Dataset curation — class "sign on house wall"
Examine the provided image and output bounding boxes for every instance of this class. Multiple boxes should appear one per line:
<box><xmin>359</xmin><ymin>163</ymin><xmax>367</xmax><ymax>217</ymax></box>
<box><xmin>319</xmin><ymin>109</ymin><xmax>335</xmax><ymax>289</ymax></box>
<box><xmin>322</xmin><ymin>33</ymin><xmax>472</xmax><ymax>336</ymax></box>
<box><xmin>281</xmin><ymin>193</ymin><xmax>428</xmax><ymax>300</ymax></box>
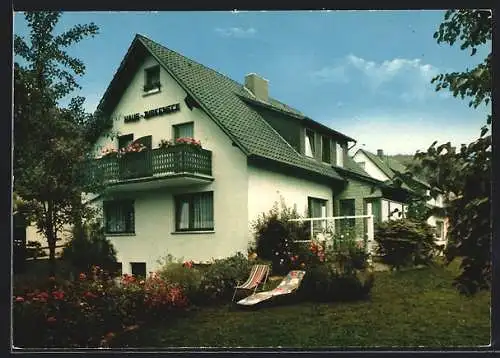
<box><xmin>124</xmin><ymin>103</ymin><xmax>181</xmax><ymax>123</ymax></box>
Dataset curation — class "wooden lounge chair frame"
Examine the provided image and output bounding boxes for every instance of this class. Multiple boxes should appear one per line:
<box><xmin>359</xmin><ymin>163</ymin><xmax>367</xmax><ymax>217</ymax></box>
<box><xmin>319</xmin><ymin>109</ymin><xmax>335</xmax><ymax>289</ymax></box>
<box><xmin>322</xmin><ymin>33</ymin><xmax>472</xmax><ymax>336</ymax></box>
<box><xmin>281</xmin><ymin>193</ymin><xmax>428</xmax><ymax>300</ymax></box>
<box><xmin>231</xmin><ymin>264</ymin><xmax>270</xmax><ymax>302</ymax></box>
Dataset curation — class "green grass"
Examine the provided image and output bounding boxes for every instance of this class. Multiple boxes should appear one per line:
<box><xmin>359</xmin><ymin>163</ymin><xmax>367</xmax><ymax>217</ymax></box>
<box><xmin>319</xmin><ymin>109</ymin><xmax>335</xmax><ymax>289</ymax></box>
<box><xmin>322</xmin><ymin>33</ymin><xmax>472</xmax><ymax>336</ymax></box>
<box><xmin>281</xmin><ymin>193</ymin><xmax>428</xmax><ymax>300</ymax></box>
<box><xmin>114</xmin><ymin>260</ymin><xmax>490</xmax><ymax>348</ymax></box>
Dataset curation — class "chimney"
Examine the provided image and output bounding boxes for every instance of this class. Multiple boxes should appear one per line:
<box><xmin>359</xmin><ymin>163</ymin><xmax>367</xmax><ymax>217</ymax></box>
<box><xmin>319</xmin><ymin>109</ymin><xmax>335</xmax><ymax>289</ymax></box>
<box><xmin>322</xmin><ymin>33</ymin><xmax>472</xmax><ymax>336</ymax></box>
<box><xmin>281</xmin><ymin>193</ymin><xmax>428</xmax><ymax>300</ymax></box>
<box><xmin>245</xmin><ymin>73</ymin><xmax>269</xmax><ymax>102</ymax></box>
<box><xmin>377</xmin><ymin>149</ymin><xmax>384</xmax><ymax>158</ymax></box>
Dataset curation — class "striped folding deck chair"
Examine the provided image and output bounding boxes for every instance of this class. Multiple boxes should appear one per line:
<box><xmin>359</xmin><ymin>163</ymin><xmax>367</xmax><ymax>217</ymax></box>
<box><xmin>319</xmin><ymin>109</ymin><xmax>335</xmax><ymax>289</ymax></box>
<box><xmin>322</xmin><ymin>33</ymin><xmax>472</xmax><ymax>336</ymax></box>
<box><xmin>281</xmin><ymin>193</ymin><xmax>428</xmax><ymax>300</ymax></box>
<box><xmin>231</xmin><ymin>264</ymin><xmax>269</xmax><ymax>302</ymax></box>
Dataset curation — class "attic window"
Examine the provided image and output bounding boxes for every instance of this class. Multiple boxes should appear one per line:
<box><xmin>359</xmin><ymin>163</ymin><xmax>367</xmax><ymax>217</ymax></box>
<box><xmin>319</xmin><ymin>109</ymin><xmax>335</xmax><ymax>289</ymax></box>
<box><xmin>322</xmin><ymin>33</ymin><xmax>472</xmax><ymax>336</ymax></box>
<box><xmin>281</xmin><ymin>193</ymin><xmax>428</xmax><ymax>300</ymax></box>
<box><xmin>144</xmin><ymin>65</ymin><xmax>161</xmax><ymax>92</ymax></box>
<box><xmin>305</xmin><ymin>129</ymin><xmax>315</xmax><ymax>157</ymax></box>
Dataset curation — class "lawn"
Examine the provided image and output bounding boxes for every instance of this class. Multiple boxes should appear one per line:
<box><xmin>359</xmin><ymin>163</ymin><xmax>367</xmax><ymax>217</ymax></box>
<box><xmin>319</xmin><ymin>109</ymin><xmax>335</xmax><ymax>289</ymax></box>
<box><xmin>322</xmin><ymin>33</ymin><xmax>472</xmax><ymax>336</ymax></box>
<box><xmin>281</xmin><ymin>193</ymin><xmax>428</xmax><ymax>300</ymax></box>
<box><xmin>113</xmin><ymin>261</ymin><xmax>490</xmax><ymax>348</ymax></box>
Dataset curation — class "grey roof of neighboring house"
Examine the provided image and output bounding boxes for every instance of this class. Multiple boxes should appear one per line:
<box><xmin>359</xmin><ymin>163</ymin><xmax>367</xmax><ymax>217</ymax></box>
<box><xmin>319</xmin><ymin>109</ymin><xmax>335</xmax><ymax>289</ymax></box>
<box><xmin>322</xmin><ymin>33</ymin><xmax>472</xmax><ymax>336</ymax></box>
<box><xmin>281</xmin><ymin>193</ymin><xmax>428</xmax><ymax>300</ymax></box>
<box><xmin>357</xmin><ymin>149</ymin><xmax>430</xmax><ymax>190</ymax></box>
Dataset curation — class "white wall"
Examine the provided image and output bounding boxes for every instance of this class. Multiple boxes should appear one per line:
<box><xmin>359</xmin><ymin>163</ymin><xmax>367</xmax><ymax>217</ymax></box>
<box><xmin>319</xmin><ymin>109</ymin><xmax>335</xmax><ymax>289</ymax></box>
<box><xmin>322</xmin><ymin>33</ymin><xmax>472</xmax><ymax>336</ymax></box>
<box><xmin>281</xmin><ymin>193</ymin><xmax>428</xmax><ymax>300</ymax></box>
<box><xmin>247</xmin><ymin>165</ymin><xmax>333</xmax><ymax>239</ymax></box>
<box><xmin>352</xmin><ymin>151</ymin><xmax>390</xmax><ymax>182</ymax></box>
<box><xmin>94</xmin><ymin>55</ymin><xmax>248</xmax><ymax>273</ymax></box>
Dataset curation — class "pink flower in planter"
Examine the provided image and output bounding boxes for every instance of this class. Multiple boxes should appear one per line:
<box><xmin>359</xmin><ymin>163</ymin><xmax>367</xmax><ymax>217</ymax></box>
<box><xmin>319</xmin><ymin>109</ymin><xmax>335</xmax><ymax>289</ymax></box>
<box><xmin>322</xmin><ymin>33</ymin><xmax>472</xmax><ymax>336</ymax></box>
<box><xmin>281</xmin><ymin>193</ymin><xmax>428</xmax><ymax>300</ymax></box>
<box><xmin>47</xmin><ymin>316</ymin><xmax>57</xmax><ymax>323</ymax></box>
<box><xmin>14</xmin><ymin>296</ymin><xmax>24</xmax><ymax>303</ymax></box>
<box><xmin>79</xmin><ymin>273</ymin><xmax>87</xmax><ymax>280</ymax></box>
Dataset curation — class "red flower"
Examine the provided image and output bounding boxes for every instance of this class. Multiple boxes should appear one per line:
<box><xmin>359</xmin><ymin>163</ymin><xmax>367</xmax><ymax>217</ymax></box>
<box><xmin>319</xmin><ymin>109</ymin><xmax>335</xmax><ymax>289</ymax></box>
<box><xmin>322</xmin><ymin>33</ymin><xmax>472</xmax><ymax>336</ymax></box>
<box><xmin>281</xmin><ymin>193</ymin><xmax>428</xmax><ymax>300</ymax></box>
<box><xmin>14</xmin><ymin>296</ymin><xmax>25</xmax><ymax>302</ymax></box>
<box><xmin>52</xmin><ymin>290</ymin><xmax>65</xmax><ymax>300</ymax></box>
<box><xmin>47</xmin><ymin>316</ymin><xmax>57</xmax><ymax>323</ymax></box>
<box><xmin>84</xmin><ymin>291</ymin><xmax>98</xmax><ymax>299</ymax></box>
<box><xmin>79</xmin><ymin>273</ymin><xmax>86</xmax><ymax>280</ymax></box>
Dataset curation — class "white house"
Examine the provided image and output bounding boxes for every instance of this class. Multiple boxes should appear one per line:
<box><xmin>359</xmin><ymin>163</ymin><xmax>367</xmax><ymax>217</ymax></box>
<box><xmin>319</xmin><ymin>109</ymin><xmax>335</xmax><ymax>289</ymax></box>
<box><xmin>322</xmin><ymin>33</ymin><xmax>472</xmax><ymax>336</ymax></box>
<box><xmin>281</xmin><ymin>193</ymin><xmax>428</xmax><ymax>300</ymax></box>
<box><xmin>352</xmin><ymin>148</ymin><xmax>448</xmax><ymax>246</ymax></box>
<box><xmin>86</xmin><ymin>34</ymin><xmax>419</xmax><ymax>275</ymax></box>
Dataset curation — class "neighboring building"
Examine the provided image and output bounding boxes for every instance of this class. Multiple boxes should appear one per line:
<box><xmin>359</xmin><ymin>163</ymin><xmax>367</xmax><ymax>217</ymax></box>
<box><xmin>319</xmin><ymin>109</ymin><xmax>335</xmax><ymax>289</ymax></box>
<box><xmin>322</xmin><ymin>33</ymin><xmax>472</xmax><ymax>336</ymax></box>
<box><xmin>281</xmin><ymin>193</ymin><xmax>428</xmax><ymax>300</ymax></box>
<box><xmin>86</xmin><ymin>34</ymin><xmax>417</xmax><ymax>275</ymax></box>
<box><xmin>352</xmin><ymin>148</ymin><xmax>448</xmax><ymax>246</ymax></box>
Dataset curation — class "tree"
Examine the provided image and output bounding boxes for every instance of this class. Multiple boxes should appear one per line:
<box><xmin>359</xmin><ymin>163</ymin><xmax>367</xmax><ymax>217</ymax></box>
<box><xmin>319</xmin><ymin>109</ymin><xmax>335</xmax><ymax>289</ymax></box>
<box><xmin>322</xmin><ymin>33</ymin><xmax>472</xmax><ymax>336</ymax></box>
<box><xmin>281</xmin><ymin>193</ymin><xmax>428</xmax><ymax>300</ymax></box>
<box><xmin>14</xmin><ymin>12</ymin><xmax>100</xmax><ymax>275</ymax></box>
<box><xmin>407</xmin><ymin>10</ymin><xmax>492</xmax><ymax>294</ymax></box>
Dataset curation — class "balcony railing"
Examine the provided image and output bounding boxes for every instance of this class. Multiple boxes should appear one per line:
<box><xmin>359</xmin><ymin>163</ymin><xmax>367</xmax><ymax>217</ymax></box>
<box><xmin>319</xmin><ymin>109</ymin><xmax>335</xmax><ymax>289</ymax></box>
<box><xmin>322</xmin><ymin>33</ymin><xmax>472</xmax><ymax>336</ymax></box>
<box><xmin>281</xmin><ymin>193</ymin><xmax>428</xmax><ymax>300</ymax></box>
<box><xmin>86</xmin><ymin>145</ymin><xmax>212</xmax><ymax>185</ymax></box>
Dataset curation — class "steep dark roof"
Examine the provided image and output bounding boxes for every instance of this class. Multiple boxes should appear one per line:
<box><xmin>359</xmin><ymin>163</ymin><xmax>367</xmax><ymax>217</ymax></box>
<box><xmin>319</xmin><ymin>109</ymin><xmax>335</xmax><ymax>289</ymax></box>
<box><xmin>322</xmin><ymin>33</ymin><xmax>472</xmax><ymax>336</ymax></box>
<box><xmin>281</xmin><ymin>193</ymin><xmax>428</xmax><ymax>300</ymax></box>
<box><xmin>96</xmin><ymin>34</ymin><xmax>347</xmax><ymax>182</ymax></box>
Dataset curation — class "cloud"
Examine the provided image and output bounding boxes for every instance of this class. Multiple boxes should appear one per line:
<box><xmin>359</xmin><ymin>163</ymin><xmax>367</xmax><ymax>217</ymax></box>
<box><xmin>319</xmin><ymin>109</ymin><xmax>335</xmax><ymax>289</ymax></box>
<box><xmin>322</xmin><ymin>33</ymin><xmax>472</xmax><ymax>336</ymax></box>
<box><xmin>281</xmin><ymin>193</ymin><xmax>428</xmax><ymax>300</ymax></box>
<box><xmin>310</xmin><ymin>54</ymin><xmax>441</xmax><ymax>101</ymax></box>
<box><xmin>214</xmin><ymin>27</ymin><xmax>257</xmax><ymax>38</ymax></box>
<box><xmin>328</xmin><ymin>114</ymin><xmax>484</xmax><ymax>155</ymax></box>
<box><xmin>310</xmin><ymin>65</ymin><xmax>349</xmax><ymax>84</ymax></box>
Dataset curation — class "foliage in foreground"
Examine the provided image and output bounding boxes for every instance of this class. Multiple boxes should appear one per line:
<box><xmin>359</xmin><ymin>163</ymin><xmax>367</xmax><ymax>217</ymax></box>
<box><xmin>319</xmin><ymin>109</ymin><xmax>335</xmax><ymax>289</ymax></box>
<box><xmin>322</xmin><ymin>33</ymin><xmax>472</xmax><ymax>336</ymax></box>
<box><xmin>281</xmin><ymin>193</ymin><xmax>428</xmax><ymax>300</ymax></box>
<box><xmin>408</xmin><ymin>10</ymin><xmax>492</xmax><ymax>294</ymax></box>
<box><xmin>14</xmin><ymin>11</ymin><xmax>101</xmax><ymax>275</ymax></box>
<box><xmin>374</xmin><ymin>219</ymin><xmax>440</xmax><ymax>270</ymax></box>
<box><xmin>13</xmin><ymin>266</ymin><xmax>188</xmax><ymax>348</ymax></box>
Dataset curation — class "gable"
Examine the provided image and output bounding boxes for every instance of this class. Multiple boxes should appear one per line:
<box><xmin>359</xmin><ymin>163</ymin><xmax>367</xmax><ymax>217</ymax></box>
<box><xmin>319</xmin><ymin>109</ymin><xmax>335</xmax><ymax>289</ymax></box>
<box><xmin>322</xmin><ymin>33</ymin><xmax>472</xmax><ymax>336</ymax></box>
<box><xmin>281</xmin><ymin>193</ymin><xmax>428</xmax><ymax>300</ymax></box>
<box><xmin>94</xmin><ymin>34</ymin><xmax>345</xmax><ymax>182</ymax></box>
<box><xmin>353</xmin><ymin>150</ymin><xmax>391</xmax><ymax>182</ymax></box>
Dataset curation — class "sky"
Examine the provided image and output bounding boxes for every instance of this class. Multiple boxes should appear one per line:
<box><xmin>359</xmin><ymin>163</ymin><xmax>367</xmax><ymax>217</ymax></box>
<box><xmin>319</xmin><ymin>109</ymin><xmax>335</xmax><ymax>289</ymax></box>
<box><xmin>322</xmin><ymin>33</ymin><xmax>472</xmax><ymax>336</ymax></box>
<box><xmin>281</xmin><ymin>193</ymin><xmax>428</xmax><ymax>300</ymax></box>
<box><xmin>13</xmin><ymin>10</ymin><xmax>491</xmax><ymax>155</ymax></box>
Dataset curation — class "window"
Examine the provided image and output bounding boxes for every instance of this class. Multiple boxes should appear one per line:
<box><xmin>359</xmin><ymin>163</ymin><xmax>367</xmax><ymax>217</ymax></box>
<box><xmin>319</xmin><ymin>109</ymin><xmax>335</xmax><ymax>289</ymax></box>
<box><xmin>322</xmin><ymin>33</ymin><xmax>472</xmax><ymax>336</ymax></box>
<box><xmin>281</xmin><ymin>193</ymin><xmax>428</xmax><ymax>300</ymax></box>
<box><xmin>131</xmin><ymin>262</ymin><xmax>146</xmax><ymax>278</ymax></box>
<box><xmin>435</xmin><ymin>221</ymin><xmax>444</xmax><ymax>239</ymax></box>
<box><xmin>103</xmin><ymin>200</ymin><xmax>135</xmax><ymax>234</ymax></box>
<box><xmin>339</xmin><ymin>199</ymin><xmax>355</xmax><ymax>229</ymax></box>
<box><xmin>174</xmin><ymin>122</ymin><xmax>194</xmax><ymax>140</ymax></box>
<box><xmin>118</xmin><ymin>134</ymin><xmax>134</xmax><ymax>150</ymax></box>
<box><xmin>388</xmin><ymin>201</ymin><xmax>403</xmax><ymax>220</ymax></box>
<box><xmin>175</xmin><ymin>191</ymin><xmax>214</xmax><ymax>231</ymax></box>
<box><xmin>305</xmin><ymin>129</ymin><xmax>315</xmax><ymax>157</ymax></box>
<box><xmin>336</xmin><ymin>143</ymin><xmax>344</xmax><ymax>167</ymax></box>
<box><xmin>358</xmin><ymin>161</ymin><xmax>366</xmax><ymax>169</ymax></box>
<box><xmin>308</xmin><ymin>197</ymin><xmax>327</xmax><ymax>231</ymax></box>
<box><xmin>321</xmin><ymin>136</ymin><xmax>331</xmax><ymax>163</ymax></box>
<box><xmin>144</xmin><ymin>65</ymin><xmax>161</xmax><ymax>92</ymax></box>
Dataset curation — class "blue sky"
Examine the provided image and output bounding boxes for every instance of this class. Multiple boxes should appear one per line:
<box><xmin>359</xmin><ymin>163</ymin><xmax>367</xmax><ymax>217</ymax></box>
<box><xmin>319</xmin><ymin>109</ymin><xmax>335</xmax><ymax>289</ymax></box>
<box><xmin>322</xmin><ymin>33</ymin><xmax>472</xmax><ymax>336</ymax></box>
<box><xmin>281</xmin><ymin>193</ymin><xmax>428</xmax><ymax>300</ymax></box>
<box><xmin>13</xmin><ymin>10</ymin><xmax>491</xmax><ymax>155</ymax></box>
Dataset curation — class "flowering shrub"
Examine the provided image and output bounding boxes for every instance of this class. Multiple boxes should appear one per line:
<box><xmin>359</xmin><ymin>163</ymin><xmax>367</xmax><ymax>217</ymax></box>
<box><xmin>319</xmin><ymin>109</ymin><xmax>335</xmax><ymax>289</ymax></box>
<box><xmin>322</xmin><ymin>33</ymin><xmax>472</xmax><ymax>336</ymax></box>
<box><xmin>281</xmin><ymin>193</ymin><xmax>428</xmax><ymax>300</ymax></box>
<box><xmin>294</xmin><ymin>239</ymin><xmax>374</xmax><ymax>302</ymax></box>
<box><xmin>251</xmin><ymin>199</ymin><xmax>310</xmax><ymax>275</ymax></box>
<box><xmin>13</xmin><ymin>266</ymin><xmax>188</xmax><ymax>348</ymax></box>
<box><xmin>156</xmin><ymin>255</ymin><xmax>203</xmax><ymax>304</ymax></box>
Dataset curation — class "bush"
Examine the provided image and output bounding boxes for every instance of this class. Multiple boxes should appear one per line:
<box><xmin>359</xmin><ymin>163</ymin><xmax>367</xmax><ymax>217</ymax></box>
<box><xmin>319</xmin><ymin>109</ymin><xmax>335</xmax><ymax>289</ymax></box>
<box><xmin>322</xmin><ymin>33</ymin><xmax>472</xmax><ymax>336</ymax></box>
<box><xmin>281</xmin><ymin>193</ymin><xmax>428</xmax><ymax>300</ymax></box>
<box><xmin>251</xmin><ymin>198</ymin><xmax>309</xmax><ymax>275</ymax></box>
<box><xmin>374</xmin><ymin>218</ymin><xmax>439</xmax><ymax>270</ymax></box>
<box><xmin>299</xmin><ymin>263</ymin><xmax>374</xmax><ymax>303</ymax></box>
<box><xmin>156</xmin><ymin>255</ymin><xmax>203</xmax><ymax>304</ymax></box>
<box><xmin>62</xmin><ymin>221</ymin><xmax>118</xmax><ymax>275</ymax></box>
<box><xmin>296</xmin><ymin>238</ymin><xmax>374</xmax><ymax>302</ymax></box>
<box><xmin>13</xmin><ymin>266</ymin><xmax>188</xmax><ymax>348</ymax></box>
<box><xmin>200</xmin><ymin>252</ymin><xmax>252</xmax><ymax>302</ymax></box>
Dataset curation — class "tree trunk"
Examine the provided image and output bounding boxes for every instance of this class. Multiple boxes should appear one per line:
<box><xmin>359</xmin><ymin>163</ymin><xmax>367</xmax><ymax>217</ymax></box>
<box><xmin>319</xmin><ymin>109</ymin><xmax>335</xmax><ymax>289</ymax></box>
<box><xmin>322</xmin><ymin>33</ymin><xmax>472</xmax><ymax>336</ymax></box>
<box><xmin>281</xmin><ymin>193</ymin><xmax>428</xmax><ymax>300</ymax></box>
<box><xmin>47</xmin><ymin>201</ymin><xmax>57</xmax><ymax>276</ymax></box>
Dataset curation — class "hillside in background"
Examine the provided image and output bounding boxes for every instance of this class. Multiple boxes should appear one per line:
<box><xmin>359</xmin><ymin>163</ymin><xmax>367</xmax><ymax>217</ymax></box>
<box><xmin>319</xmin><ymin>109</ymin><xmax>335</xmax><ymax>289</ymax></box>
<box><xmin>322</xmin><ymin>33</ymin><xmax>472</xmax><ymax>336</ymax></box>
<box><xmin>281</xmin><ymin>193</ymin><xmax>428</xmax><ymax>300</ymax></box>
<box><xmin>387</xmin><ymin>154</ymin><xmax>418</xmax><ymax>168</ymax></box>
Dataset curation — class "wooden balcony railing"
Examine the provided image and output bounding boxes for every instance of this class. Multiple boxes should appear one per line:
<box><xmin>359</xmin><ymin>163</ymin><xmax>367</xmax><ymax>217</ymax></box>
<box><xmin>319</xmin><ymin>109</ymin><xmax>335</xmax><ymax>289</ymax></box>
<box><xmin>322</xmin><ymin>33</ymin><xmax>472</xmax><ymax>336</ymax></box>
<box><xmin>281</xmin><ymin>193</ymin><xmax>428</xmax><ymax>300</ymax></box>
<box><xmin>85</xmin><ymin>145</ymin><xmax>212</xmax><ymax>185</ymax></box>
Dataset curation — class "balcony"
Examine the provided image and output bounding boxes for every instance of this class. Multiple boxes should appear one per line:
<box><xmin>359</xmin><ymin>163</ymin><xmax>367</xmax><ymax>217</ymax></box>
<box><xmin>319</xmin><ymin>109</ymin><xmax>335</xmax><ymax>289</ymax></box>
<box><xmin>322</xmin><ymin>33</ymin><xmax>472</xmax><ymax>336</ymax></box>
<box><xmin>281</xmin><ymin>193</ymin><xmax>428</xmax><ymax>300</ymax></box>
<box><xmin>86</xmin><ymin>145</ymin><xmax>213</xmax><ymax>192</ymax></box>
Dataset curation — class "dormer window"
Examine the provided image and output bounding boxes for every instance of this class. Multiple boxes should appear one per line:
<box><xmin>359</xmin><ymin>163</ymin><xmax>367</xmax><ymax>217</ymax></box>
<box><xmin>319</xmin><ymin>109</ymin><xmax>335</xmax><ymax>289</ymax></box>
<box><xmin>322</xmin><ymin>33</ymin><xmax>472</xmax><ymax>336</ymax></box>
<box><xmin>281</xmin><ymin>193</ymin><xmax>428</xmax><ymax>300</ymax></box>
<box><xmin>144</xmin><ymin>65</ymin><xmax>161</xmax><ymax>92</ymax></box>
<box><xmin>305</xmin><ymin>129</ymin><xmax>315</xmax><ymax>157</ymax></box>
